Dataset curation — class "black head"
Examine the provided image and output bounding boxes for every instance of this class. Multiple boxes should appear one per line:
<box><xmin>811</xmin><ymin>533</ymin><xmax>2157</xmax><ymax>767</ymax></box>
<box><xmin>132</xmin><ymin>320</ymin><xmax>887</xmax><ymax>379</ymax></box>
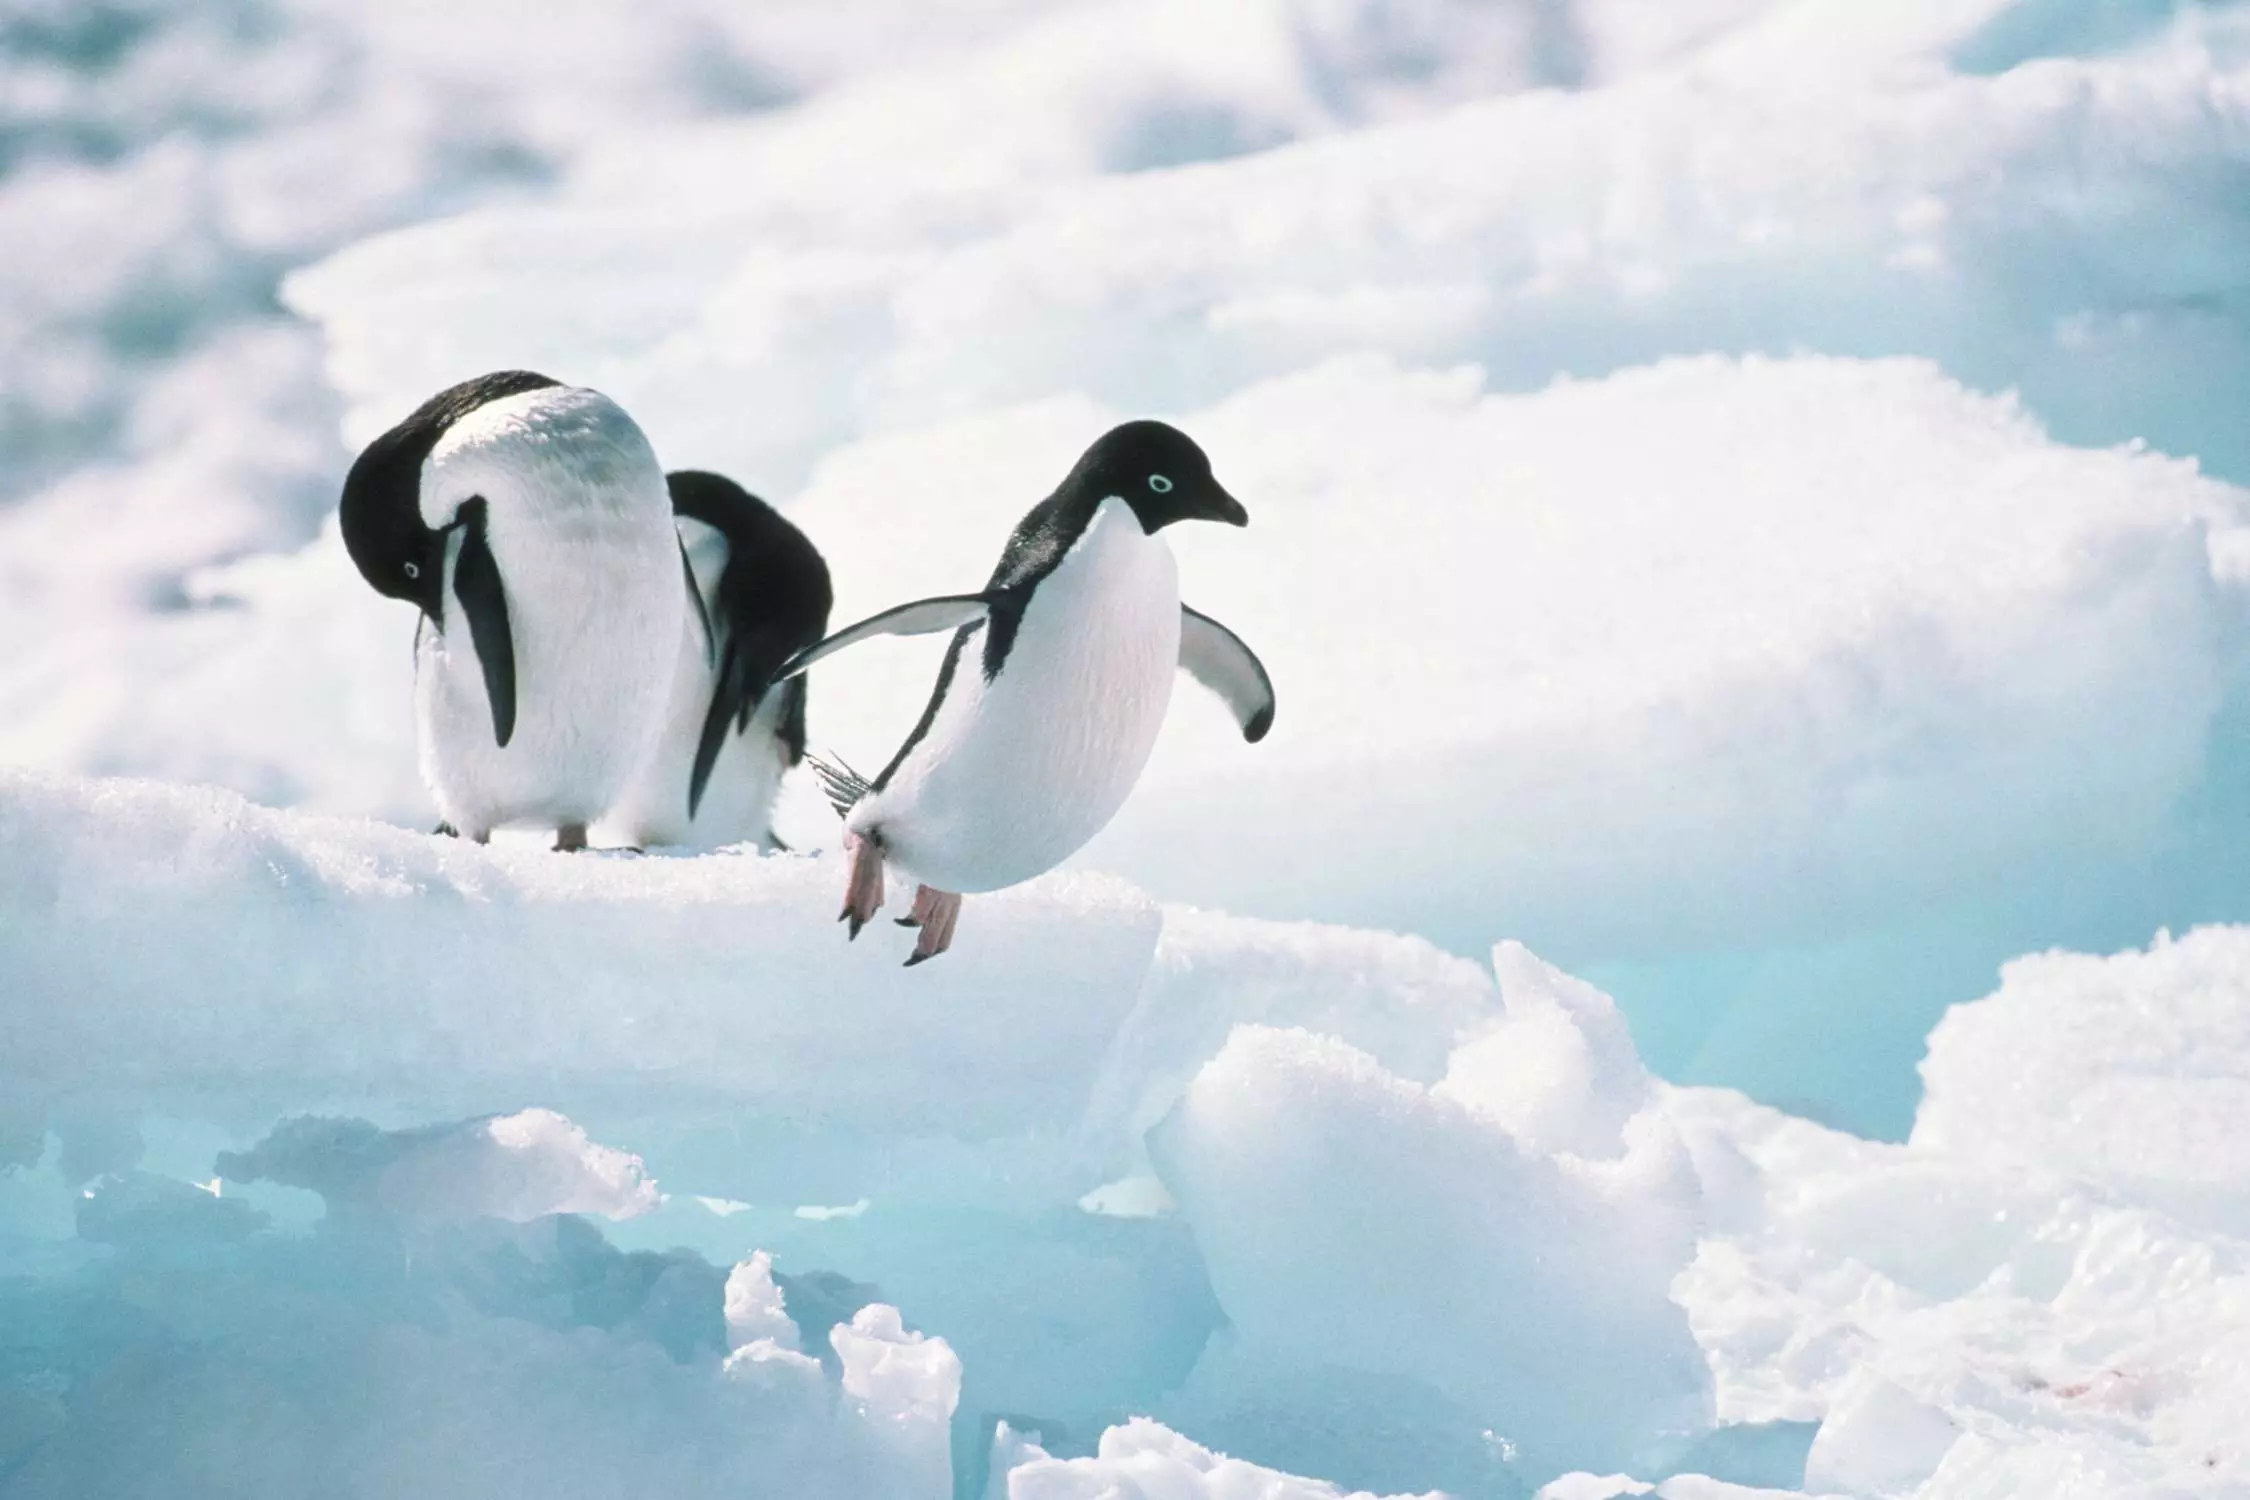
<box><xmin>1061</xmin><ymin>420</ymin><xmax>1247</xmax><ymax>533</ymax></box>
<box><xmin>339</xmin><ymin>370</ymin><xmax>560</xmax><ymax>618</ymax></box>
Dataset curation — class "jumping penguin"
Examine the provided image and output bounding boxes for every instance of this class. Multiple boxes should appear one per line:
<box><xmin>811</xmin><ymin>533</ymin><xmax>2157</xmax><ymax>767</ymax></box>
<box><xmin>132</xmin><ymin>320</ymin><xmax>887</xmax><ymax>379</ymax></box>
<box><xmin>600</xmin><ymin>470</ymin><xmax>833</xmax><ymax>850</ymax></box>
<box><xmin>775</xmin><ymin>420</ymin><xmax>1275</xmax><ymax>964</ymax></box>
<box><xmin>339</xmin><ymin>370</ymin><xmax>683</xmax><ymax>849</ymax></box>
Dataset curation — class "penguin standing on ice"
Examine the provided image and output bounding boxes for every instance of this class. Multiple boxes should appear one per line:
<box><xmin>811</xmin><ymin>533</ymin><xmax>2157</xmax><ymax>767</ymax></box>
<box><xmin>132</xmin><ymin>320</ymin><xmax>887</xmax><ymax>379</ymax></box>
<box><xmin>600</xmin><ymin>470</ymin><xmax>833</xmax><ymax>850</ymax></box>
<box><xmin>775</xmin><ymin>420</ymin><xmax>1274</xmax><ymax>964</ymax></box>
<box><xmin>340</xmin><ymin>370</ymin><xmax>683</xmax><ymax>849</ymax></box>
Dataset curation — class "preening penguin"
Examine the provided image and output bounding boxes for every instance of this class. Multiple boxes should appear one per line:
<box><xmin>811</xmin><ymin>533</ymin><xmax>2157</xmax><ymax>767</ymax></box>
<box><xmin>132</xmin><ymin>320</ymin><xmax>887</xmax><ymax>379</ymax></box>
<box><xmin>776</xmin><ymin>420</ymin><xmax>1275</xmax><ymax>964</ymax></box>
<box><xmin>600</xmin><ymin>470</ymin><xmax>833</xmax><ymax>850</ymax></box>
<box><xmin>339</xmin><ymin>371</ymin><xmax>683</xmax><ymax>848</ymax></box>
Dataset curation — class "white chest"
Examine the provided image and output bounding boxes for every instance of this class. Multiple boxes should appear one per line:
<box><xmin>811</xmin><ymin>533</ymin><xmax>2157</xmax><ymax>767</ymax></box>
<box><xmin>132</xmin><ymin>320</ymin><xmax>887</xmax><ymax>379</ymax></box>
<box><xmin>864</xmin><ymin>497</ymin><xmax>1182</xmax><ymax>891</ymax></box>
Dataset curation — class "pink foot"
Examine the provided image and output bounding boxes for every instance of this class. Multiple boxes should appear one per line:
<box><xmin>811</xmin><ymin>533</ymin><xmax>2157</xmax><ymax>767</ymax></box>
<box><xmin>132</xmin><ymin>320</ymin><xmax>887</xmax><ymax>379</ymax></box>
<box><xmin>902</xmin><ymin>886</ymin><xmax>961</xmax><ymax>967</ymax></box>
<box><xmin>841</xmin><ymin>832</ymin><xmax>886</xmax><ymax>939</ymax></box>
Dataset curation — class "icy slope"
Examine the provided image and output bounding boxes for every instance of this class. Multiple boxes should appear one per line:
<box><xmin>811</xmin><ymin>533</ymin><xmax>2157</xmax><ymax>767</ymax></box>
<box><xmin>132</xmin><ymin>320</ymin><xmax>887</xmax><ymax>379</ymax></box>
<box><xmin>9</xmin><ymin>773</ymin><xmax>2250</xmax><ymax>1495</ymax></box>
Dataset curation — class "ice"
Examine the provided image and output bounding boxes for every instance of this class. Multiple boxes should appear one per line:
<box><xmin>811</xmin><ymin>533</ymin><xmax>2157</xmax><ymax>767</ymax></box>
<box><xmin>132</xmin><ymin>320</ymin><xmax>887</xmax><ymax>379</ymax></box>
<box><xmin>212</xmin><ymin>1108</ymin><xmax>663</xmax><ymax>1224</ymax></box>
<box><xmin>0</xmin><ymin>769</ymin><xmax>1162</xmax><ymax>1136</ymax></box>
<box><xmin>1150</xmin><ymin>1019</ymin><xmax>1710</xmax><ymax>1486</ymax></box>
<box><xmin>990</xmin><ymin>1416</ymin><xmax>1443</xmax><ymax>1499</ymax></box>
<box><xmin>1913</xmin><ymin>925</ymin><xmax>2250</xmax><ymax>1237</ymax></box>
<box><xmin>15</xmin><ymin>3</ymin><xmax>2250</xmax><ymax>1496</ymax></box>
<box><xmin>10</xmin><ymin>766</ymin><xmax>2250</xmax><ymax>1493</ymax></box>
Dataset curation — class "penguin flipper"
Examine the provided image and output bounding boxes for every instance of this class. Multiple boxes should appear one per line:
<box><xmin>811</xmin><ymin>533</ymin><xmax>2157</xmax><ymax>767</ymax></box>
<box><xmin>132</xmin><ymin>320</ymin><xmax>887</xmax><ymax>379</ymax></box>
<box><xmin>776</xmin><ymin>594</ymin><xmax>992</xmax><ymax>681</ymax></box>
<box><xmin>1180</xmin><ymin>604</ymin><xmax>1275</xmax><ymax>743</ymax></box>
<box><xmin>452</xmin><ymin>500</ymin><xmax>517</xmax><ymax>748</ymax></box>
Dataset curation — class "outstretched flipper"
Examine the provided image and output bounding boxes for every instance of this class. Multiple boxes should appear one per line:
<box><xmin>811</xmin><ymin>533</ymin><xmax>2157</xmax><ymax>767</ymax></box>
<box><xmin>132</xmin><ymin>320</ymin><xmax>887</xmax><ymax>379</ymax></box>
<box><xmin>1179</xmin><ymin>604</ymin><xmax>1275</xmax><ymax>742</ymax></box>
<box><xmin>452</xmin><ymin>498</ymin><xmax>517</xmax><ymax>748</ymax></box>
<box><xmin>775</xmin><ymin>594</ymin><xmax>994</xmax><ymax>682</ymax></box>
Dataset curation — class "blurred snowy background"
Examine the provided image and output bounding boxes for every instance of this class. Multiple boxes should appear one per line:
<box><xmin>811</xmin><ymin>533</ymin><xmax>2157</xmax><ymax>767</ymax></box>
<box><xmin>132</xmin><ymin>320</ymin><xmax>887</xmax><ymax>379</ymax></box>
<box><xmin>8</xmin><ymin>1</ymin><xmax>2250</xmax><ymax>1496</ymax></box>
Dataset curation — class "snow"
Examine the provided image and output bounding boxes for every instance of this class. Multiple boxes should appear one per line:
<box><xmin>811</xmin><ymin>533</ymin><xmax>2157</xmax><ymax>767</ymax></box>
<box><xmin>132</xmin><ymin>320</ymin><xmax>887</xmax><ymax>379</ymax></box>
<box><xmin>9</xmin><ymin>770</ymin><xmax>2250</xmax><ymax>1494</ymax></box>
<box><xmin>14</xmin><ymin>1</ymin><xmax>2250</xmax><ymax>1496</ymax></box>
<box><xmin>1914</xmin><ymin>926</ymin><xmax>2250</xmax><ymax>1238</ymax></box>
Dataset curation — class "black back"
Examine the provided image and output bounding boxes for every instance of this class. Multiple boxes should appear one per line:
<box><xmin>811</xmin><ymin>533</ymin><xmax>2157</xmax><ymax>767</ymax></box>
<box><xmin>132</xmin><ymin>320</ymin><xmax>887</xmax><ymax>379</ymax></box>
<box><xmin>338</xmin><ymin>370</ymin><xmax>560</xmax><ymax>621</ymax></box>
<box><xmin>671</xmin><ymin>471</ymin><xmax>834</xmax><ymax>817</ymax></box>
<box><xmin>873</xmin><ymin>420</ymin><xmax>1246</xmax><ymax>791</ymax></box>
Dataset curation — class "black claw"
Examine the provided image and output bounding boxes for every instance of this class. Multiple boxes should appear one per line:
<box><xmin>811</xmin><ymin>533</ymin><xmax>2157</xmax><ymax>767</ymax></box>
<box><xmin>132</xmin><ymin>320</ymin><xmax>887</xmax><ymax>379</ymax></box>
<box><xmin>903</xmin><ymin>950</ymin><xmax>933</xmax><ymax>968</ymax></box>
<box><xmin>433</xmin><ymin>821</ymin><xmax>458</xmax><ymax>838</ymax></box>
<box><xmin>846</xmin><ymin>914</ymin><xmax>866</xmax><ymax>940</ymax></box>
<box><xmin>895</xmin><ymin>915</ymin><xmax>922</xmax><ymax>928</ymax></box>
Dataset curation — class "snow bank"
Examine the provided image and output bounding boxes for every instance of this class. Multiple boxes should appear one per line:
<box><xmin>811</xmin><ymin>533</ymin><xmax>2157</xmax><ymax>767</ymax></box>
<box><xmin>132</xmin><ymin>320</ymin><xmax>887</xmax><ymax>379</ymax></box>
<box><xmin>0</xmin><ymin>770</ymin><xmax>1160</xmax><ymax>1137</ymax></box>
<box><xmin>11</xmin><ymin>770</ymin><xmax>2250</xmax><ymax>1495</ymax></box>
<box><xmin>1148</xmin><ymin>949</ymin><xmax>1712</xmax><ymax>1486</ymax></box>
<box><xmin>1914</xmin><ymin>925</ymin><xmax>2250</xmax><ymax>1238</ymax></box>
<box><xmin>1658</xmin><ymin>1075</ymin><xmax>2250</xmax><ymax>1497</ymax></box>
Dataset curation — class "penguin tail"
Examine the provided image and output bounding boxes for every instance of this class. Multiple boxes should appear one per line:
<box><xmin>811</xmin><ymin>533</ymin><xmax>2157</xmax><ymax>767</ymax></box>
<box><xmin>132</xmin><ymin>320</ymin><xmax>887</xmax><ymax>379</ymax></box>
<box><xmin>804</xmin><ymin>751</ymin><xmax>872</xmax><ymax>819</ymax></box>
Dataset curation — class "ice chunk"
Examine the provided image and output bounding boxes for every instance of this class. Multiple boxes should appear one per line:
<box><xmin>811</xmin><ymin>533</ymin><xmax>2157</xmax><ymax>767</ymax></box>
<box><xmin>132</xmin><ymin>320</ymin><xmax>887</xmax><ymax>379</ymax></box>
<box><xmin>1914</xmin><ymin>925</ymin><xmax>2250</xmax><ymax>1237</ymax></box>
<box><xmin>1080</xmin><ymin>905</ymin><xmax>1501</xmax><ymax>1172</ymax></box>
<box><xmin>724</xmin><ymin>1250</ymin><xmax>802</xmax><ymax>1352</ymax></box>
<box><xmin>1799</xmin><ymin>1372</ymin><xmax>1959</xmax><ymax>1496</ymax></box>
<box><xmin>215</xmin><ymin>1108</ymin><xmax>660</xmax><ymax>1223</ymax></box>
<box><xmin>833</xmin><ymin>1302</ymin><xmax>962</xmax><ymax>1495</ymax></box>
<box><xmin>1150</xmin><ymin>1017</ymin><xmax>1712</xmax><ymax>1485</ymax></box>
<box><xmin>1437</xmin><ymin>941</ymin><xmax>1652</xmax><ymax>1159</ymax></box>
<box><xmin>993</xmin><ymin>1415</ymin><xmax>1444</xmax><ymax>1499</ymax></box>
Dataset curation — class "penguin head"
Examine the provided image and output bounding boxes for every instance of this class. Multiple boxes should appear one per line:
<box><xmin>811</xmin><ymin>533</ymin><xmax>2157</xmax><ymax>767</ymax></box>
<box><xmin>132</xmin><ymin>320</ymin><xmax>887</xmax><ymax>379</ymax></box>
<box><xmin>1069</xmin><ymin>420</ymin><xmax>1248</xmax><ymax>533</ymax></box>
<box><xmin>339</xmin><ymin>370</ymin><xmax>561</xmax><ymax>618</ymax></box>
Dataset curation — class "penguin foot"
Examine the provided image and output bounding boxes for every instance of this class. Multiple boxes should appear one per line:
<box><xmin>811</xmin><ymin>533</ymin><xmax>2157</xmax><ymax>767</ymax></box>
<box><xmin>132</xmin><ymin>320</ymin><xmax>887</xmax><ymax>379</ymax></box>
<box><xmin>895</xmin><ymin>885</ymin><xmax>943</xmax><ymax>929</ymax></box>
<box><xmin>840</xmin><ymin>832</ymin><xmax>885</xmax><ymax>938</ymax></box>
<box><xmin>433</xmin><ymin>821</ymin><xmax>459</xmax><ymax>838</ymax></box>
<box><xmin>554</xmin><ymin>823</ymin><xmax>589</xmax><ymax>853</ymax></box>
<box><xmin>902</xmin><ymin>887</ymin><xmax>960</xmax><ymax>966</ymax></box>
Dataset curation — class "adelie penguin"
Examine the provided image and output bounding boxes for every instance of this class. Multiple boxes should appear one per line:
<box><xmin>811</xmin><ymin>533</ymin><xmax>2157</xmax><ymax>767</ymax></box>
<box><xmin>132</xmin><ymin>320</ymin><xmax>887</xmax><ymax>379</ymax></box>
<box><xmin>600</xmin><ymin>470</ymin><xmax>833</xmax><ymax>850</ymax></box>
<box><xmin>340</xmin><ymin>371</ymin><xmax>683</xmax><ymax>849</ymax></box>
<box><xmin>776</xmin><ymin>420</ymin><xmax>1274</xmax><ymax>965</ymax></box>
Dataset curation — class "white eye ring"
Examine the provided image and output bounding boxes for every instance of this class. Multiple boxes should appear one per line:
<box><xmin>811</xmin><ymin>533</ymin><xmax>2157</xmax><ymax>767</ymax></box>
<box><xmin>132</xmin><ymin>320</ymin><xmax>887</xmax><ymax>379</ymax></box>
<box><xmin>403</xmin><ymin>562</ymin><xmax>420</xmax><ymax>579</ymax></box>
<box><xmin>1148</xmin><ymin>474</ymin><xmax>1173</xmax><ymax>493</ymax></box>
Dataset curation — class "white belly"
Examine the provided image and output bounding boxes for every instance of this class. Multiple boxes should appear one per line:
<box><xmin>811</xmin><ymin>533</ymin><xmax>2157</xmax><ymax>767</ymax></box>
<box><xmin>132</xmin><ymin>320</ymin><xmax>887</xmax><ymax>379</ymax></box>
<box><xmin>852</xmin><ymin>497</ymin><xmax>1180</xmax><ymax>893</ymax></box>
<box><xmin>415</xmin><ymin>387</ymin><xmax>681</xmax><ymax>837</ymax></box>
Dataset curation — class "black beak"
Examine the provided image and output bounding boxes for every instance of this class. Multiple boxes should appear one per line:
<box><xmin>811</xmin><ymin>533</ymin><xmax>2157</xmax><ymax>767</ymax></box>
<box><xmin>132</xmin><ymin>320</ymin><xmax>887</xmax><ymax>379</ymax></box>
<box><xmin>1211</xmin><ymin>484</ymin><xmax>1249</xmax><ymax>527</ymax></box>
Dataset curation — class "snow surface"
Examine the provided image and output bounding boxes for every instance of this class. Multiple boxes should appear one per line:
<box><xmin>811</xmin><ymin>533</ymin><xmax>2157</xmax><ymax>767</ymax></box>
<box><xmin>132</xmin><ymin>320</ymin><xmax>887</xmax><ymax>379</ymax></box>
<box><xmin>10</xmin><ymin>773</ymin><xmax>2250</xmax><ymax>1496</ymax></box>
<box><xmin>13</xmin><ymin>2</ymin><xmax>2250</xmax><ymax>1496</ymax></box>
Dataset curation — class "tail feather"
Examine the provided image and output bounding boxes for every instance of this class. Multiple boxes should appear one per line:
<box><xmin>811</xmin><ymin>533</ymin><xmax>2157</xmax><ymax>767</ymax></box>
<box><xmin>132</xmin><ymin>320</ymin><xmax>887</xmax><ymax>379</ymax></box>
<box><xmin>805</xmin><ymin>751</ymin><xmax>872</xmax><ymax>819</ymax></box>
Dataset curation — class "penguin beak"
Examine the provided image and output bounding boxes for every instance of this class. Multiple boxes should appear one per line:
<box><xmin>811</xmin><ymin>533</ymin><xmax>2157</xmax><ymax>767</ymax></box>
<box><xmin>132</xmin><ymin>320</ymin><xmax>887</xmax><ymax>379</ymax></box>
<box><xmin>1210</xmin><ymin>484</ymin><xmax>1249</xmax><ymax>527</ymax></box>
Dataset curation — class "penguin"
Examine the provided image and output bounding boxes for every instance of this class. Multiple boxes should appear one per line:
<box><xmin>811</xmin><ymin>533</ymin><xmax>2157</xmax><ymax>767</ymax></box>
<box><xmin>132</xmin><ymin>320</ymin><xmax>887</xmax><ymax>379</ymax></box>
<box><xmin>339</xmin><ymin>370</ymin><xmax>683</xmax><ymax>849</ymax></box>
<box><xmin>775</xmin><ymin>420</ymin><xmax>1274</xmax><ymax>965</ymax></box>
<box><xmin>599</xmin><ymin>470</ymin><xmax>834</xmax><ymax>850</ymax></box>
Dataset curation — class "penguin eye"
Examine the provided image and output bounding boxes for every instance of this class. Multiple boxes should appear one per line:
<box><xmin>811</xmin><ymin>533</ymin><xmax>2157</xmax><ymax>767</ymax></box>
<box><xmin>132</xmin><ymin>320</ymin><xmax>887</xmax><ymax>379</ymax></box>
<box><xmin>1147</xmin><ymin>474</ymin><xmax>1174</xmax><ymax>494</ymax></box>
<box><xmin>403</xmin><ymin>562</ymin><xmax>421</xmax><ymax>579</ymax></box>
